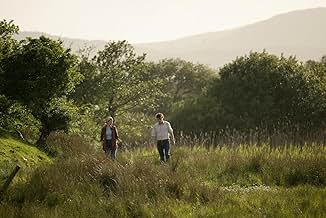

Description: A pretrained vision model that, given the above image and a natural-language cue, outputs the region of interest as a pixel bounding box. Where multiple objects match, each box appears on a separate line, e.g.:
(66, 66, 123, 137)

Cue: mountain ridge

(16, 7, 326, 67)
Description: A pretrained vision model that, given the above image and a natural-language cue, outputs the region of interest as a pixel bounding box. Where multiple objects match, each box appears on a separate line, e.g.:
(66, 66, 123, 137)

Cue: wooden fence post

(0, 165, 21, 196)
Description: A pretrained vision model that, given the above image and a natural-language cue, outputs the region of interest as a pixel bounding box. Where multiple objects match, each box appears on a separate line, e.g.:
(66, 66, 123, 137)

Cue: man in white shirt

(151, 113, 175, 162)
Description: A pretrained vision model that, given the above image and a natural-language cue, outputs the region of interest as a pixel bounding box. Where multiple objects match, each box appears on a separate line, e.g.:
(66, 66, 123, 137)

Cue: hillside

(0, 129, 51, 184)
(17, 7, 326, 67)
(134, 7, 326, 67)
(15, 31, 107, 57)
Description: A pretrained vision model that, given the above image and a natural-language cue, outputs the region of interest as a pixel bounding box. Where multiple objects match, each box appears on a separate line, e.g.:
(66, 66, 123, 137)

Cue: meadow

(1, 17, 326, 218)
(0, 132, 325, 217)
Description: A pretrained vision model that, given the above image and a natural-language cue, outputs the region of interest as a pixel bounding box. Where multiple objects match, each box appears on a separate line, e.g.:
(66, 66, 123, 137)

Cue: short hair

(155, 113, 164, 119)
(106, 116, 114, 122)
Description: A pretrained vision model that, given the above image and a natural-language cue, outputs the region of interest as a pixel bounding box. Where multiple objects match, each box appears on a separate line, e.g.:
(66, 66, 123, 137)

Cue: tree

(170, 95, 223, 134)
(209, 51, 326, 131)
(148, 58, 216, 114)
(0, 20, 19, 37)
(172, 52, 326, 135)
(73, 40, 162, 119)
(0, 20, 36, 136)
(321, 55, 326, 64)
(35, 97, 78, 148)
(0, 19, 19, 59)
(1, 36, 82, 150)
(71, 47, 99, 106)
(303, 56, 326, 127)
(0, 20, 19, 93)
(0, 94, 40, 139)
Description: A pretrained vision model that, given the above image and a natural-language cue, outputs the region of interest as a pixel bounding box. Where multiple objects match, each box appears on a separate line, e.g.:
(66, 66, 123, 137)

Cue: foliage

(212, 52, 326, 130)
(0, 20, 19, 97)
(170, 96, 222, 133)
(73, 40, 163, 119)
(71, 47, 99, 105)
(0, 20, 19, 38)
(0, 95, 40, 141)
(173, 52, 326, 134)
(68, 105, 99, 142)
(34, 97, 80, 150)
(0, 20, 41, 141)
(115, 112, 154, 147)
(0, 19, 19, 63)
(148, 58, 216, 114)
(0, 36, 82, 150)
(1, 36, 81, 110)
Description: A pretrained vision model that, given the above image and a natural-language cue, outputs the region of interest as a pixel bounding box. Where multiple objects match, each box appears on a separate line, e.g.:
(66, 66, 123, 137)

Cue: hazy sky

(1, 0, 326, 43)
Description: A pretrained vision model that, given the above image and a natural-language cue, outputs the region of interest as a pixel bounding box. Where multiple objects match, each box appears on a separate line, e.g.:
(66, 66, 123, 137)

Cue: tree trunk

(36, 126, 50, 152)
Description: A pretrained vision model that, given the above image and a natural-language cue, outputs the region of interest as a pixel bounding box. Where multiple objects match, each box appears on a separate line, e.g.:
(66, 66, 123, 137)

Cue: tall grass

(0, 133, 325, 217)
(177, 128, 326, 147)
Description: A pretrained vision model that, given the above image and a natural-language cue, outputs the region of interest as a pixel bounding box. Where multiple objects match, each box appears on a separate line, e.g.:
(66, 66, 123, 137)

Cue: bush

(0, 95, 40, 141)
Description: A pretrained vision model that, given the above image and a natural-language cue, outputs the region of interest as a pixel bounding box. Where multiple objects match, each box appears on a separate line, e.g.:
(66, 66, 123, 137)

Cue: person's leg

(110, 147, 117, 160)
(104, 140, 110, 156)
(106, 140, 113, 158)
(157, 141, 165, 162)
(163, 139, 170, 162)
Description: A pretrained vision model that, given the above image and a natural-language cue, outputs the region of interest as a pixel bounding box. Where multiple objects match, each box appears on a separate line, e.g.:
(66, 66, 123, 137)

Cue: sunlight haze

(1, 0, 326, 43)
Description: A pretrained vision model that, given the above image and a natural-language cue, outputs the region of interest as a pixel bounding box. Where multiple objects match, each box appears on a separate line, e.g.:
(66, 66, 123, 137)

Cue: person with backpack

(100, 116, 119, 159)
(151, 113, 175, 163)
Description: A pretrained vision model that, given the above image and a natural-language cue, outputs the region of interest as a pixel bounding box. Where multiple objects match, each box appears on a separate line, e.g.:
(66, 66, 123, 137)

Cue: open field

(1, 136, 325, 217)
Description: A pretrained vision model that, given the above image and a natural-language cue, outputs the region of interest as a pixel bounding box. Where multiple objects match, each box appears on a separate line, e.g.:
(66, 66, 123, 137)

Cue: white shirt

(151, 121, 174, 141)
(105, 127, 112, 140)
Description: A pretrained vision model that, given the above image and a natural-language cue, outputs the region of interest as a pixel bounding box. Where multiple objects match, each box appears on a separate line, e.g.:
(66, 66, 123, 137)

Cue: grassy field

(0, 133, 325, 217)
(0, 129, 51, 186)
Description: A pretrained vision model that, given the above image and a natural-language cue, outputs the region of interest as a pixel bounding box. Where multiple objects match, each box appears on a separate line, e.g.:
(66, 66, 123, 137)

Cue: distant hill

(17, 7, 326, 67)
(16, 31, 107, 56)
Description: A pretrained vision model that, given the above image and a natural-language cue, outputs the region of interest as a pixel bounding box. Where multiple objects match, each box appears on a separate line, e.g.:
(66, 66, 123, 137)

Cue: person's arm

(151, 126, 157, 145)
(167, 122, 175, 145)
(100, 127, 104, 142)
(114, 127, 119, 139)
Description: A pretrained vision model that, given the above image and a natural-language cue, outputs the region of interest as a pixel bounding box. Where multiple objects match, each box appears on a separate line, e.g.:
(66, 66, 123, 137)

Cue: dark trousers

(157, 139, 170, 162)
(104, 140, 117, 159)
